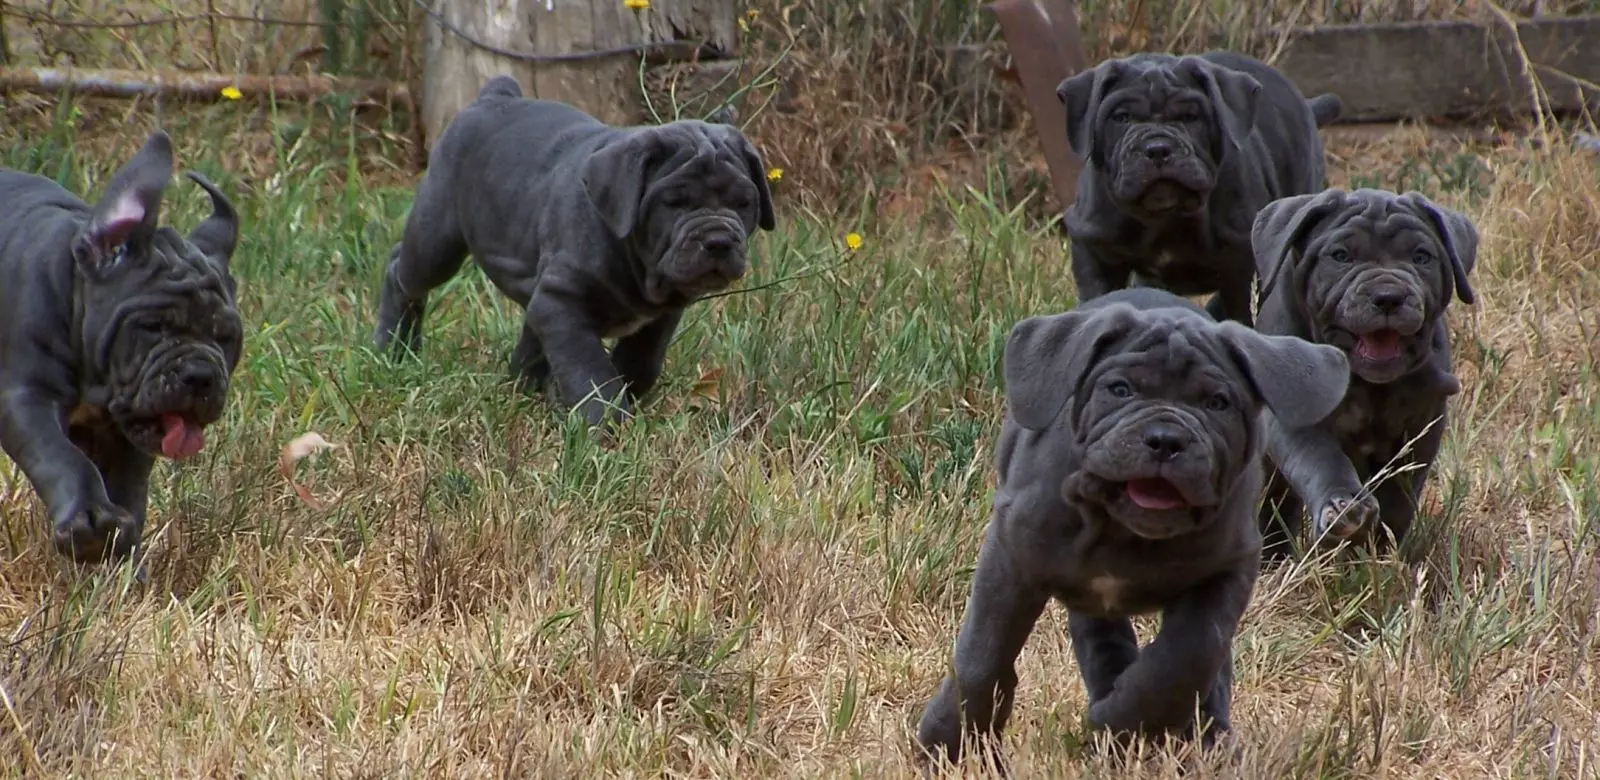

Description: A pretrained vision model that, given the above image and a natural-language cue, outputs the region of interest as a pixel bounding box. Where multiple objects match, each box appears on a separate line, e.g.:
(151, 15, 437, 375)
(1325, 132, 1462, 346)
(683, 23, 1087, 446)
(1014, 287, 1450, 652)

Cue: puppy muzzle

(1333, 270, 1431, 382)
(110, 346, 232, 459)
(1108, 127, 1214, 214)
(1072, 406, 1227, 539)
(665, 214, 748, 296)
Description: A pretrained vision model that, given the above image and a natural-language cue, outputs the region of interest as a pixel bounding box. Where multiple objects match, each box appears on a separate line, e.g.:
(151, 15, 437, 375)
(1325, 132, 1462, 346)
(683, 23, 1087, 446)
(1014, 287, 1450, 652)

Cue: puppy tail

(1307, 94, 1343, 127)
(478, 76, 524, 101)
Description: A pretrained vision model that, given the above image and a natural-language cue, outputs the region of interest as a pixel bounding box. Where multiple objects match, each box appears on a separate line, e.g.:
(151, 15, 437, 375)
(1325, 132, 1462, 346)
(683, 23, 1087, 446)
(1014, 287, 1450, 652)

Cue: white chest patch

(1089, 576, 1124, 611)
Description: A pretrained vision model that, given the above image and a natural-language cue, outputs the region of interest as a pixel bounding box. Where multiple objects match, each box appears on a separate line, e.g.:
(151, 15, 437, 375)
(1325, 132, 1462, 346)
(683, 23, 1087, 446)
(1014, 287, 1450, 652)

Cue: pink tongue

(1126, 478, 1187, 511)
(160, 414, 206, 460)
(1357, 331, 1404, 361)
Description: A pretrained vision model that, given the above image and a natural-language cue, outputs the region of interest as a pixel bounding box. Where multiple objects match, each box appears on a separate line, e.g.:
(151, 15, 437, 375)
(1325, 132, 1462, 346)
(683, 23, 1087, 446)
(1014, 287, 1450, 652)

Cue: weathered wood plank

(420, 0, 737, 151)
(1272, 16, 1600, 122)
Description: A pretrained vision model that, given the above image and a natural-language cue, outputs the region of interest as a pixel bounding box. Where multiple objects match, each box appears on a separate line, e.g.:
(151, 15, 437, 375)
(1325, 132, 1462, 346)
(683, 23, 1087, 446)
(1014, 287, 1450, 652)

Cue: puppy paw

(1313, 491, 1378, 541)
(52, 501, 141, 563)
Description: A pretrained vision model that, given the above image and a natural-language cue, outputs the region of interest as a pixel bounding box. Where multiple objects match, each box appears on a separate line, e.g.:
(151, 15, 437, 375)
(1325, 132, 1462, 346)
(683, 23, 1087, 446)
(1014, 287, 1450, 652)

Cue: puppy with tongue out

(0, 132, 242, 565)
(915, 288, 1349, 770)
(1248, 188, 1478, 561)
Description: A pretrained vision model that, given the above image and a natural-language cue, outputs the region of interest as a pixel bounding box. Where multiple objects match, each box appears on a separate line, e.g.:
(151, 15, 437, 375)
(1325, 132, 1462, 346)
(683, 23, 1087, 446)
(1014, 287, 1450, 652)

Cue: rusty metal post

(986, 0, 1090, 218)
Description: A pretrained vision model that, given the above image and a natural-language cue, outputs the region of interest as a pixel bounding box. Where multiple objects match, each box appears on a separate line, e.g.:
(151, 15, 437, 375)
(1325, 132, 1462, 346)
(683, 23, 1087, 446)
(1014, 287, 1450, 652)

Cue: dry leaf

(279, 432, 338, 510)
(691, 367, 725, 400)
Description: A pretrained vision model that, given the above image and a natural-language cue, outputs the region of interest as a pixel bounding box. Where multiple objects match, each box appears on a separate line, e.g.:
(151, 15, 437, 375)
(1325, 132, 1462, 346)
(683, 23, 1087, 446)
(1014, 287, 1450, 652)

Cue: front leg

(1364, 416, 1445, 554)
(1067, 613, 1140, 703)
(1264, 413, 1377, 548)
(1204, 265, 1256, 328)
(915, 529, 1049, 770)
(1087, 564, 1255, 741)
(526, 292, 630, 429)
(610, 310, 683, 402)
(0, 387, 138, 562)
(1068, 238, 1127, 305)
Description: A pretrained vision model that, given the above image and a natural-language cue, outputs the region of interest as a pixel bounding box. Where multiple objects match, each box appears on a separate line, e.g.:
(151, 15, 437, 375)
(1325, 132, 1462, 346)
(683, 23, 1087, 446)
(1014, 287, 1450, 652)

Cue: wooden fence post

(419, 0, 738, 151)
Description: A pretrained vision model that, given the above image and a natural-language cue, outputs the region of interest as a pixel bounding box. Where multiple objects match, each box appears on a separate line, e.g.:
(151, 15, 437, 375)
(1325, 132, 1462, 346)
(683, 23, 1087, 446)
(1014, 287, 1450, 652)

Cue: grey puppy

(1059, 51, 1343, 326)
(0, 132, 242, 563)
(1250, 189, 1476, 560)
(915, 287, 1349, 769)
(372, 77, 776, 428)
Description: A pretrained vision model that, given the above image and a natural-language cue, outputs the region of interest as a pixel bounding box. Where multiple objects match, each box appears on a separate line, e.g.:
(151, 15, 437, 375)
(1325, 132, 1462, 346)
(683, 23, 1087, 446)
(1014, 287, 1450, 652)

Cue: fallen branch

(0, 66, 412, 107)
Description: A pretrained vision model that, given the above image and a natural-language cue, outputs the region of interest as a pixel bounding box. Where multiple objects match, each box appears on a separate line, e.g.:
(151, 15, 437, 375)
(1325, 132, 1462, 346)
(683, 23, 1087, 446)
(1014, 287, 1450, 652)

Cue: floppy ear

(728, 129, 777, 231)
(184, 171, 239, 273)
(1057, 62, 1122, 165)
(1178, 57, 1262, 160)
(1003, 304, 1135, 431)
(582, 131, 663, 240)
(1250, 189, 1348, 305)
(1217, 321, 1350, 428)
(74, 131, 174, 271)
(1404, 192, 1479, 305)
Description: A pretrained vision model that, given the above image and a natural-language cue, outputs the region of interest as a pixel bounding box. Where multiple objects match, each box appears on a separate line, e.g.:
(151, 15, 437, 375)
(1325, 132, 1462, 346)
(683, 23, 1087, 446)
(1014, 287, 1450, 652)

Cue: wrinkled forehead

(1103, 315, 1234, 380)
(1326, 193, 1435, 243)
(656, 128, 748, 189)
(1113, 58, 1205, 104)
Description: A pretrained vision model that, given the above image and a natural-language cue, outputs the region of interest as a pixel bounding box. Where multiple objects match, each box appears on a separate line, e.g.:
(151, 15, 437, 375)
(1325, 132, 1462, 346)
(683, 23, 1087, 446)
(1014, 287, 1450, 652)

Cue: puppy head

(1005, 302, 1347, 539)
(582, 121, 777, 303)
(1251, 188, 1477, 384)
(1058, 54, 1261, 219)
(73, 132, 243, 461)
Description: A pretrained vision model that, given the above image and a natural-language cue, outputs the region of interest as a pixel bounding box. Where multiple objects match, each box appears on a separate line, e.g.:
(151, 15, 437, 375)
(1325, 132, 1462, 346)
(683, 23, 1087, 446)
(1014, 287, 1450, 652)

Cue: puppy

(372, 76, 777, 428)
(0, 132, 243, 563)
(1059, 51, 1343, 326)
(915, 287, 1349, 769)
(1250, 189, 1477, 560)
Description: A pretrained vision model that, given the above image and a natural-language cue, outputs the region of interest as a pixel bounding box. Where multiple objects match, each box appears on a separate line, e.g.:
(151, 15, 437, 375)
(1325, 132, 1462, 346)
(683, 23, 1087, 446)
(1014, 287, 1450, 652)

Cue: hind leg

(373, 174, 470, 356)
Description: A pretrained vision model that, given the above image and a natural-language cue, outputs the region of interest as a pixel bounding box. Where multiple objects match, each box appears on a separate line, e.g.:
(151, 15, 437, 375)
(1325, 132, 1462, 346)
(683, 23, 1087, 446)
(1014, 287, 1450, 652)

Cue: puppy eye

(1204, 393, 1231, 412)
(1109, 110, 1132, 124)
(111, 242, 131, 266)
(1328, 248, 1351, 263)
(1107, 380, 1134, 399)
(1412, 249, 1434, 264)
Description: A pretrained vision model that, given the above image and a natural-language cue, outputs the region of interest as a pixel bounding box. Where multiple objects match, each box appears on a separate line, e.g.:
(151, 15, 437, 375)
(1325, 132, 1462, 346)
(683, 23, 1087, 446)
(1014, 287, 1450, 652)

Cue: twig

(0, 65, 411, 107)
(0, 6, 330, 29)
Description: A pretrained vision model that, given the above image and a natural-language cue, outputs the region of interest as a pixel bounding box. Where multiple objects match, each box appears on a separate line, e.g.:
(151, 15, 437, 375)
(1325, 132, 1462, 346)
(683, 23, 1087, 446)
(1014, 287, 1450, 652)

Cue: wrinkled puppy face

(1004, 300, 1349, 540)
(1058, 55, 1261, 218)
(583, 121, 777, 303)
(1070, 325, 1255, 538)
(73, 133, 243, 460)
(1251, 189, 1478, 384)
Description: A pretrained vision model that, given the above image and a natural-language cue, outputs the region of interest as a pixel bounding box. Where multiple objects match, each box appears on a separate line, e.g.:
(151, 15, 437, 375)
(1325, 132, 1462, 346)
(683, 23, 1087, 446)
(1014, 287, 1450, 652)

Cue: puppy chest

(1058, 574, 1170, 617)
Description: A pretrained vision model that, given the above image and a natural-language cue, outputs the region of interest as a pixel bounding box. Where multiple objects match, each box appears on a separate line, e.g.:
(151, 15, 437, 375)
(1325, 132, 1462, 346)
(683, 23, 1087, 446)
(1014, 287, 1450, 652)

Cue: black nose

(179, 366, 215, 394)
(1142, 139, 1175, 163)
(703, 235, 736, 256)
(1371, 290, 1407, 314)
(1143, 424, 1189, 462)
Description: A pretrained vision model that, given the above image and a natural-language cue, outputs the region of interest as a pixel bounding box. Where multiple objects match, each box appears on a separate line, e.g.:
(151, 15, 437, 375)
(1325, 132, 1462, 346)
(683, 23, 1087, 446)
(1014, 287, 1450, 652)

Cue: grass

(1, 91, 1599, 777)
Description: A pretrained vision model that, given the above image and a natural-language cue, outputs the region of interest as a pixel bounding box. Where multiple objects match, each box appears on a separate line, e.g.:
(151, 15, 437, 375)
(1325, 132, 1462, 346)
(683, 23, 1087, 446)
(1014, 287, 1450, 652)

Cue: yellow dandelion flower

(624, 0, 650, 9)
(746, 8, 760, 19)
(766, 168, 783, 182)
(220, 86, 243, 100)
(845, 232, 863, 251)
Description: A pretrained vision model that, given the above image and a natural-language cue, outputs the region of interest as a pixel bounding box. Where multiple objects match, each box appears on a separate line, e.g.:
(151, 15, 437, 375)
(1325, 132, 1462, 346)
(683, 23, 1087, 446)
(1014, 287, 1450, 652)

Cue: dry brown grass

(0, 97, 1597, 776)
